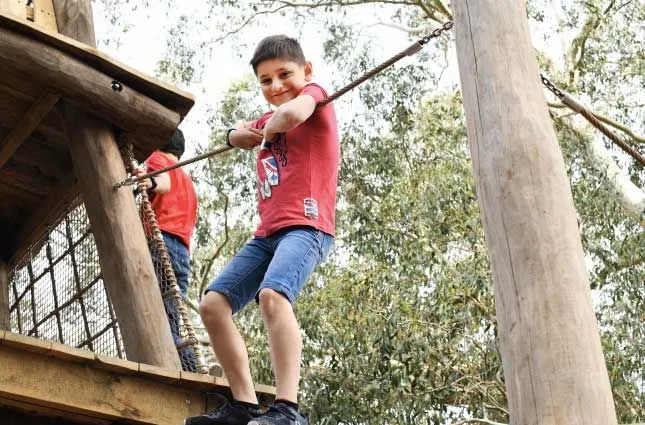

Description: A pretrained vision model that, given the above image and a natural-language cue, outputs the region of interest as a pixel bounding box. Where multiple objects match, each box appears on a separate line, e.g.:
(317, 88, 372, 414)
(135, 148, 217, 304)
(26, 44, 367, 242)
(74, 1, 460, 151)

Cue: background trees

(95, 1, 644, 423)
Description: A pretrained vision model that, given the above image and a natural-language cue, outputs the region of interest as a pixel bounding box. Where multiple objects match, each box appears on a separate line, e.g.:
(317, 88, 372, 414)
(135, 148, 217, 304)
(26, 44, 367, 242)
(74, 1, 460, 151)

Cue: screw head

(111, 81, 123, 92)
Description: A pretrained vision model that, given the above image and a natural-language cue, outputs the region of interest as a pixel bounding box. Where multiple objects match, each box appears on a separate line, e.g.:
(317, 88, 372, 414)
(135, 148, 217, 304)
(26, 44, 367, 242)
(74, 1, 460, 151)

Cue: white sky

(92, 2, 465, 163)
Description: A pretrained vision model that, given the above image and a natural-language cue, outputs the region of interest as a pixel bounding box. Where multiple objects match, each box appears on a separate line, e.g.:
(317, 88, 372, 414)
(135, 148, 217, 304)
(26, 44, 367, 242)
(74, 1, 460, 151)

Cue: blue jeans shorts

(206, 226, 334, 314)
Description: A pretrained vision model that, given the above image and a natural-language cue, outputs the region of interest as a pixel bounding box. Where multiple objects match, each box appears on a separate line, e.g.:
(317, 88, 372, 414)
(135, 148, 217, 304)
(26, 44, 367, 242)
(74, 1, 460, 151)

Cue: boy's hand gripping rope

(114, 21, 454, 189)
(541, 74, 645, 167)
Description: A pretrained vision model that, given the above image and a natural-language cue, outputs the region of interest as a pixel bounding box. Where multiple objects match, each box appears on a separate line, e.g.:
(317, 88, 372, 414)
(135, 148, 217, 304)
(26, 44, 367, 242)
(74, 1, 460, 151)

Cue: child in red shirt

(185, 35, 339, 425)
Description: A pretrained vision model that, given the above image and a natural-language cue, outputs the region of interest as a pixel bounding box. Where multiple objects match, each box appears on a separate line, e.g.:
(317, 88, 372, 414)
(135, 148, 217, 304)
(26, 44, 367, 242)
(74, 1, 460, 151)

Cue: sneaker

(184, 398, 261, 425)
(247, 403, 308, 425)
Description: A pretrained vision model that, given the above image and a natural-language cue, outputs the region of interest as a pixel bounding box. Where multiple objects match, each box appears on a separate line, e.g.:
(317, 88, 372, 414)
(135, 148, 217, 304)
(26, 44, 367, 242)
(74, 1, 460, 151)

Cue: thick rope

(115, 21, 454, 188)
(123, 143, 208, 374)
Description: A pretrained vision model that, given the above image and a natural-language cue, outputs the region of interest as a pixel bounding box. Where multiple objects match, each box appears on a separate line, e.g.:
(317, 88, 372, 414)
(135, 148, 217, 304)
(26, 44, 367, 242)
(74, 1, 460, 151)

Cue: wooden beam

(0, 25, 181, 148)
(0, 12, 194, 118)
(63, 108, 181, 368)
(51, 0, 180, 369)
(33, 0, 58, 33)
(0, 0, 24, 20)
(0, 261, 9, 330)
(452, 1, 618, 424)
(0, 93, 59, 170)
(0, 332, 274, 424)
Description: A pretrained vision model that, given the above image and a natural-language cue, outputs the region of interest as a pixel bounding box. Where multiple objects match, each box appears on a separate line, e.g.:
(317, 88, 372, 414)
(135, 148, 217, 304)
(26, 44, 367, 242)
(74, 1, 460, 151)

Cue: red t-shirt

(251, 83, 340, 237)
(146, 151, 198, 251)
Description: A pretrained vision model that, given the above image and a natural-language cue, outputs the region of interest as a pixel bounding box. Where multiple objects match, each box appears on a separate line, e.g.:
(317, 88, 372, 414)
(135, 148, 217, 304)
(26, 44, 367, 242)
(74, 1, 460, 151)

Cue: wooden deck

(0, 331, 275, 424)
(0, 11, 195, 266)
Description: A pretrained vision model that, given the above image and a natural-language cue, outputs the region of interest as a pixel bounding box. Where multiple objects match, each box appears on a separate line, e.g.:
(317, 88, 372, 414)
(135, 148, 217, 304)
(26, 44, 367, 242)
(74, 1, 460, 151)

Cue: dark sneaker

(247, 403, 308, 425)
(184, 398, 261, 425)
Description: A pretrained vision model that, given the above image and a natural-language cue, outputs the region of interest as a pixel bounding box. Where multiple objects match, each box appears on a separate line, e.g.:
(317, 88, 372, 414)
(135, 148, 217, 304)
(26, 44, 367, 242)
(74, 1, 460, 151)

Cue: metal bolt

(111, 81, 123, 92)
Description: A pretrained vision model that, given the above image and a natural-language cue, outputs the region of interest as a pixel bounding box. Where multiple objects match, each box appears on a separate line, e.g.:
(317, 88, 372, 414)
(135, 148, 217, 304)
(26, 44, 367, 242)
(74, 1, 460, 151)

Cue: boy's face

(256, 59, 312, 107)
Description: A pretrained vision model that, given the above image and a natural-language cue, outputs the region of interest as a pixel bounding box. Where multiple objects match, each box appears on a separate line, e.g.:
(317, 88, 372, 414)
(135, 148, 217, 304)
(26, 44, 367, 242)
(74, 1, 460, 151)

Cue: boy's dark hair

(250, 35, 306, 74)
(162, 129, 185, 159)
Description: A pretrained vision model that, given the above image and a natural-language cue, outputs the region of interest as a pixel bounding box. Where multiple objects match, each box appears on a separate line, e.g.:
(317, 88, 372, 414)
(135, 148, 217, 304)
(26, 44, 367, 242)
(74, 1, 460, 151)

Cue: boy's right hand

(229, 127, 263, 150)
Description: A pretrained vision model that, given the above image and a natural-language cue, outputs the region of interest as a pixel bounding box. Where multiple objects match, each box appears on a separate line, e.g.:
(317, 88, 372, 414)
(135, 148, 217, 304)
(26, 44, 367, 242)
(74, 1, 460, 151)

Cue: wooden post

(452, 1, 617, 424)
(0, 260, 9, 330)
(52, 0, 180, 369)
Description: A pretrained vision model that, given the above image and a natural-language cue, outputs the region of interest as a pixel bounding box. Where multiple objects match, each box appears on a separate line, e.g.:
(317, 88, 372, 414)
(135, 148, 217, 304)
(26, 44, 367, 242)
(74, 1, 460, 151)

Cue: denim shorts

(206, 226, 334, 314)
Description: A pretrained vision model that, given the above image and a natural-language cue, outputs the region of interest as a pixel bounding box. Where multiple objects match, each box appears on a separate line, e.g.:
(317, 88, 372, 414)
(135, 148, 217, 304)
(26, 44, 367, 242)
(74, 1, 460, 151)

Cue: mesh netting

(8, 205, 124, 358)
(8, 184, 208, 373)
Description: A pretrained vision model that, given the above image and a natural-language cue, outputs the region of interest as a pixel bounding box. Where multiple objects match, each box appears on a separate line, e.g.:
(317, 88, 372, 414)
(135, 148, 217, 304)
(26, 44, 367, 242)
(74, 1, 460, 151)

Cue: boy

(185, 35, 339, 425)
(135, 129, 199, 371)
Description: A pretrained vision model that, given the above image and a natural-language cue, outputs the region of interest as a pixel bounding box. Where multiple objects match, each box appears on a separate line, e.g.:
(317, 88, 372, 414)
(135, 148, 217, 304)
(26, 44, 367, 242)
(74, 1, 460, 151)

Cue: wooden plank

(0, 11, 194, 118)
(0, 261, 9, 330)
(0, 93, 59, 169)
(33, 0, 58, 33)
(0, 342, 206, 424)
(0, 400, 112, 425)
(0, 0, 24, 20)
(0, 26, 181, 149)
(452, 1, 618, 424)
(0, 65, 42, 101)
(9, 136, 72, 182)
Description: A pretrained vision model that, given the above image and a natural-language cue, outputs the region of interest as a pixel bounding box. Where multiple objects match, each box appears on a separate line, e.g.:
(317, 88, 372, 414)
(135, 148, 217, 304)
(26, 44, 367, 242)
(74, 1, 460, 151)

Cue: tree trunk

(452, 1, 617, 424)
(52, 0, 180, 369)
(0, 260, 9, 330)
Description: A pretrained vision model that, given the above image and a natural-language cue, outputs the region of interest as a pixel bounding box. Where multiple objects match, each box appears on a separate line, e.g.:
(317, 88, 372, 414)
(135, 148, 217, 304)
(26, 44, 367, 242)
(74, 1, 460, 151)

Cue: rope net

(8, 160, 208, 373)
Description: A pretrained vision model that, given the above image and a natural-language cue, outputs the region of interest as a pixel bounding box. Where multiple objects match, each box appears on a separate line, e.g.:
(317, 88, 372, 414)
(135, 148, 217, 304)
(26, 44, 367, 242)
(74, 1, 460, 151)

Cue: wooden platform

(0, 11, 195, 266)
(0, 331, 275, 424)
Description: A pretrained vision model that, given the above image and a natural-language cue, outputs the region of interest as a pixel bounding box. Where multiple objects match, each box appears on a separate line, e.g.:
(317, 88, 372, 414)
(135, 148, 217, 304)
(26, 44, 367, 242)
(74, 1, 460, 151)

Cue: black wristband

(226, 128, 236, 148)
(148, 176, 158, 191)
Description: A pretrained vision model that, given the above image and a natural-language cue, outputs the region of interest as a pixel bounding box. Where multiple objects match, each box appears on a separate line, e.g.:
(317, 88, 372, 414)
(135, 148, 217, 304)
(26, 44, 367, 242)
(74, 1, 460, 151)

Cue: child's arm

(228, 120, 263, 150)
(263, 94, 316, 142)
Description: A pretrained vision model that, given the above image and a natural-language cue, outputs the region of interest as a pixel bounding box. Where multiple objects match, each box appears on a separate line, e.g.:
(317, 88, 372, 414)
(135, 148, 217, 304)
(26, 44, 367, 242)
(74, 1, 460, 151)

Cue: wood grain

(453, 1, 618, 424)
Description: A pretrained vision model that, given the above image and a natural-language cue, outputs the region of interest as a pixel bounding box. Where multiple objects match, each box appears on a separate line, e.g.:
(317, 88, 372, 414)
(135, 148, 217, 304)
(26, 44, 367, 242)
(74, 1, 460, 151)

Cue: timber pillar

(453, 1, 617, 424)
(52, 0, 180, 369)
(0, 261, 8, 330)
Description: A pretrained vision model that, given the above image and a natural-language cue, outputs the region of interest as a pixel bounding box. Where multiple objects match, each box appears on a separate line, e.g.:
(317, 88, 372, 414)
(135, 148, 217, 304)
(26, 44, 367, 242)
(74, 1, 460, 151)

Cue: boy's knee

(199, 291, 231, 321)
(258, 288, 290, 320)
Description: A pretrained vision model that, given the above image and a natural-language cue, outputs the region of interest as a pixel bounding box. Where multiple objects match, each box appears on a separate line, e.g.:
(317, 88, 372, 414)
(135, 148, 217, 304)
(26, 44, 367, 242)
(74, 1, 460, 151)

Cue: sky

(91, 2, 463, 162)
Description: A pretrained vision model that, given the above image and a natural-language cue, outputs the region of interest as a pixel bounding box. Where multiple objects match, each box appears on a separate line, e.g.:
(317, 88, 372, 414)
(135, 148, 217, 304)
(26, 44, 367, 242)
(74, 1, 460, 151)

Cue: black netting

(8, 204, 125, 358)
(8, 194, 208, 373)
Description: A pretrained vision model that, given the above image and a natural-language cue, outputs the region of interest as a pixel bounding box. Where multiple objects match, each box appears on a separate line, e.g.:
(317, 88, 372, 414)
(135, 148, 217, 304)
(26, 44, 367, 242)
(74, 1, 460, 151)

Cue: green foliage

(96, 0, 644, 422)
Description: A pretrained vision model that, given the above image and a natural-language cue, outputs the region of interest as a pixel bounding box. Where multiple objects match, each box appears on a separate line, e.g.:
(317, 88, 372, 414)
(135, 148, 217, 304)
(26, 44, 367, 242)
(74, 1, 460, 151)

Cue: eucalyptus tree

(93, 0, 644, 423)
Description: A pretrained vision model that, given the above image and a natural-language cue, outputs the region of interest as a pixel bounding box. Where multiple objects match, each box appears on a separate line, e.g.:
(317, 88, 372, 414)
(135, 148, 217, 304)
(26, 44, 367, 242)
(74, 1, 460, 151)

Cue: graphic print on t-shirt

(258, 151, 279, 200)
(261, 156, 280, 186)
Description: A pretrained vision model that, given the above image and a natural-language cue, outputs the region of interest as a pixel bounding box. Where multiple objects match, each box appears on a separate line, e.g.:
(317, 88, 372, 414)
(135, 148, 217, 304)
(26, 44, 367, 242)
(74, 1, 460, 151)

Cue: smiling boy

(184, 35, 340, 425)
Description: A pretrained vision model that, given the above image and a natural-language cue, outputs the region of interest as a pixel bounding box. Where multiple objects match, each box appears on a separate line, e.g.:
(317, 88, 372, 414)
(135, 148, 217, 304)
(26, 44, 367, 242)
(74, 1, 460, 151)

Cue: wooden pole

(0, 260, 9, 330)
(52, 0, 180, 369)
(452, 1, 617, 424)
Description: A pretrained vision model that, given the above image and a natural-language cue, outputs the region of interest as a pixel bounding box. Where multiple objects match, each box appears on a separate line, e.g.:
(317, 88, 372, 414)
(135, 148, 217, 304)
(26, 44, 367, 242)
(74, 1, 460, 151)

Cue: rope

(115, 21, 454, 188)
(541, 74, 645, 167)
(123, 143, 209, 374)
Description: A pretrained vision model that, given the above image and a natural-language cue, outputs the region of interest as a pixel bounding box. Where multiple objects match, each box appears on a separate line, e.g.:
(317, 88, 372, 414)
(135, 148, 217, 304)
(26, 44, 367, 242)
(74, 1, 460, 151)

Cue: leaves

(95, 0, 644, 422)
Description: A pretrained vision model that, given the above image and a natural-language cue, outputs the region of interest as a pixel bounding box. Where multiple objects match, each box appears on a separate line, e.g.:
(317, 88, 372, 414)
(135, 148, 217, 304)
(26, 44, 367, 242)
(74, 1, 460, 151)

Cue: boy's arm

(263, 94, 316, 142)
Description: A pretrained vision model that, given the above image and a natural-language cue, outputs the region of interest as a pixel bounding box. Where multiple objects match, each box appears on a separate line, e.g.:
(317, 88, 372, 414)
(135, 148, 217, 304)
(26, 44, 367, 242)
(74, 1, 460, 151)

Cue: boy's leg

(258, 289, 301, 402)
(200, 291, 257, 403)
(162, 233, 198, 371)
(257, 226, 334, 403)
(200, 237, 273, 403)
